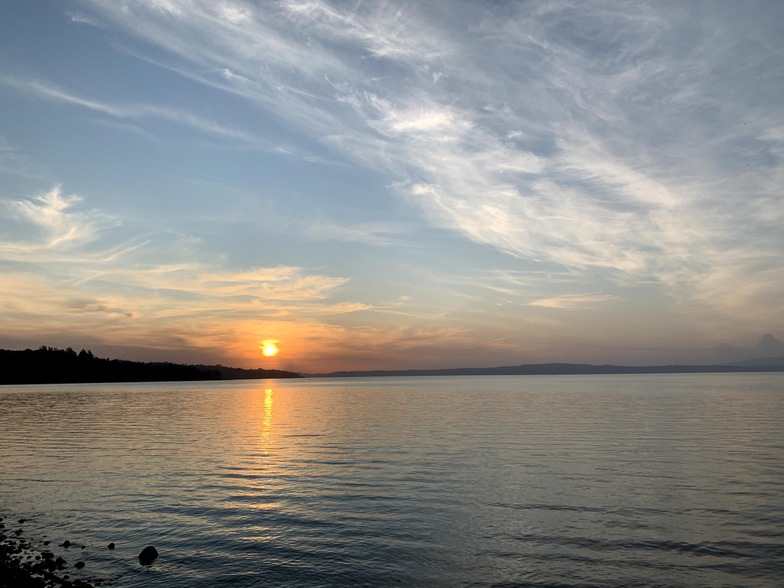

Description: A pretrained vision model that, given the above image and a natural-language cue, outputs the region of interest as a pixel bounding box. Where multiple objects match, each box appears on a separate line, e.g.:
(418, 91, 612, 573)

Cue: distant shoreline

(308, 362, 784, 378)
(3, 346, 782, 385)
(0, 346, 301, 386)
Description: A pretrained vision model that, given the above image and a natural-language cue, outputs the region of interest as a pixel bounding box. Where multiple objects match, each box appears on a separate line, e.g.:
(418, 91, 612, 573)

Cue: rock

(75, 561, 85, 569)
(107, 542, 115, 550)
(18, 518, 27, 524)
(43, 540, 51, 545)
(138, 545, 158, 564)
(63, 540, 71, 548)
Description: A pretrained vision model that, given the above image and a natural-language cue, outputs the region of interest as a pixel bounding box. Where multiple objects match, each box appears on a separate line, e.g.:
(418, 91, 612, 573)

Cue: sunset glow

(0, 2, 782, 372)
(261, 341, 280, 358)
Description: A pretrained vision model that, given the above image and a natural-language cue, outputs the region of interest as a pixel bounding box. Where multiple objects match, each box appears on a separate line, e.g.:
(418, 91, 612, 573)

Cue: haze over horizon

(1, 1, 783, 373)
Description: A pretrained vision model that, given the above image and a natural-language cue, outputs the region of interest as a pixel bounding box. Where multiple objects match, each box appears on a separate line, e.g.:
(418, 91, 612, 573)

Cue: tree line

(0, 346, 300, 385)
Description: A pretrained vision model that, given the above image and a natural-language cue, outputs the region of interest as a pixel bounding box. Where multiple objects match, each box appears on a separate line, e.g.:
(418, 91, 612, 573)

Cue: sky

(1, 1, 783, 373)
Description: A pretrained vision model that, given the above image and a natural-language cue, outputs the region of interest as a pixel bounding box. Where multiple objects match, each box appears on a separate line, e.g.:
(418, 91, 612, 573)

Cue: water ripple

(2, 373, 783, 587)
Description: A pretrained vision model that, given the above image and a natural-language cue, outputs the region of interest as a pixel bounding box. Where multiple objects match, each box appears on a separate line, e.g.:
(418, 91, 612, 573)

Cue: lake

(1, 374, 783, 587)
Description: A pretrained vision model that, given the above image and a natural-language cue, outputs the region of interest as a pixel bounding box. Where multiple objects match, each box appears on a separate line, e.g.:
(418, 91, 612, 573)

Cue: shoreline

(0, 517, 110, 588)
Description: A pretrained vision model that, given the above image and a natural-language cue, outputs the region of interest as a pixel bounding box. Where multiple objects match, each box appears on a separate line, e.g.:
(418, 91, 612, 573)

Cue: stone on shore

(0, 522, 101, 588)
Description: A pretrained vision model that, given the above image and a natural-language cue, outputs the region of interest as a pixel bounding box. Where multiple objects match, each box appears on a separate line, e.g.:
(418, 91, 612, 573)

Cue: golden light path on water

(263, 388, 273, 440)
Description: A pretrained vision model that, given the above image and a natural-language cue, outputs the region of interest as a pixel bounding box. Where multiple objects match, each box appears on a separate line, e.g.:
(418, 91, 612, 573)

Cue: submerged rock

(75, 561, 85, 569)
(138, 545, 158, 564)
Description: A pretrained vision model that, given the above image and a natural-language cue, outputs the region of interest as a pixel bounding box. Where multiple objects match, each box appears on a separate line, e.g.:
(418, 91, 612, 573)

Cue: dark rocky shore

(0, 517, 119, 588)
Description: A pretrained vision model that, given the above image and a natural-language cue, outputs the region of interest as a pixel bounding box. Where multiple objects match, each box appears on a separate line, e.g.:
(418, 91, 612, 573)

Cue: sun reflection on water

(262, 388, 273, 440)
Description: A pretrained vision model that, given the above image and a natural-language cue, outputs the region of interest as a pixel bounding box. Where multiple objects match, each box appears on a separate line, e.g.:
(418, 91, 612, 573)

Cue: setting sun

(261, 340, 279, 357)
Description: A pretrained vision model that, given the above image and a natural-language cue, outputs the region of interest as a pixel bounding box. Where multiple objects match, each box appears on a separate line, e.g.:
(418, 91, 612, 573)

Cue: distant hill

(0, 346, 301, 385)
(729, 355, 784, 367)
(311, 361, 784, 378)
(194, 364, 302, 380)
(712, 334, 784, 363)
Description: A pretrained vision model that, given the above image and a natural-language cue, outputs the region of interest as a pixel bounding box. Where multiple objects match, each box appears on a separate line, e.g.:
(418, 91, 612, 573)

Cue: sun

(261, 340, 279, 357)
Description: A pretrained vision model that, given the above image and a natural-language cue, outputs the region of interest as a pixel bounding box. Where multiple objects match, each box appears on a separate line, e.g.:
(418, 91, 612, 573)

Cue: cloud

(529, 293, 617, 310)
(281, 0, 453, 62)
(1, 185, 118, 253)
(0, 135, 43, 179)
(0, 186, 368, 363)
(73, 0, 768, 290)
(304, 220, 409, 245)
(5, 1, 780, 364)
(198, 267, 349, 301)
(66, 11, 103, 27)
(0, 74, 257, 143)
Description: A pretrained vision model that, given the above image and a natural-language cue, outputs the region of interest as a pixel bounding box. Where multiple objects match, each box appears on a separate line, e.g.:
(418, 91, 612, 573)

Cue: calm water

(1, 374, 783, 587)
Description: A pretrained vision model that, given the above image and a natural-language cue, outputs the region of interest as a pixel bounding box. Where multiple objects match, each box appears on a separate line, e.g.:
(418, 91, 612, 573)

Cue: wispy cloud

(282, 0, 453, 62)
(0, 135, 43, 180)
(0, 74, 256, 143)
(304, 220, 409, 245)
(65, 10, 103, 27)
(0, 186, 371, 364)
(4, 1, 782, 366)
(67, 0, 780, 332)
(0, 190, 520, 367)
(1, 185, 118, 253)
(530, 293, 617, 310)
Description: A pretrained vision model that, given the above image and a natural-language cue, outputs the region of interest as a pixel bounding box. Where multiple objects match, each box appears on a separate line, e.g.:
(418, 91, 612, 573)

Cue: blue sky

(1, 1, 782, 372)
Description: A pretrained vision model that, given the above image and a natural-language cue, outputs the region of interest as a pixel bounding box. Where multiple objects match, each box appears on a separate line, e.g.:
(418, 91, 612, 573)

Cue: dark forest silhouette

(0, 346, 301, 385)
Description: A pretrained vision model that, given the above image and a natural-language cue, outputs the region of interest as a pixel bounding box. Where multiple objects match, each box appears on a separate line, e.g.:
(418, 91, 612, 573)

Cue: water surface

(1, 374, 783, 586)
